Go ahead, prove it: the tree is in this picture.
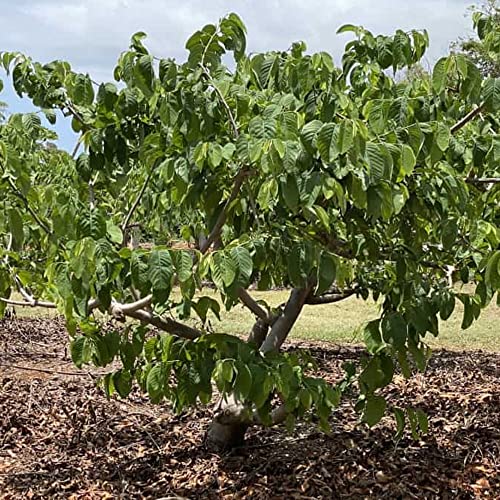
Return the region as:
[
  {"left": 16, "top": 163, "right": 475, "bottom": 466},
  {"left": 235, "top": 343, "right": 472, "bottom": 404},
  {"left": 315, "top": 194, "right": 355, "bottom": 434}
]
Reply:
[
  {"left": 453, "top": 0, "right": 500, "bottom": 77},
  {"left": 0, "top": 13, "right": 499, "bottom": 448}
]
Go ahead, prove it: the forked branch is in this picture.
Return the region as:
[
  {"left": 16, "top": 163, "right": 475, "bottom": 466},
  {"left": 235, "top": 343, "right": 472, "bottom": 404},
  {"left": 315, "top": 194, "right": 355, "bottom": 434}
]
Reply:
[
  {"left": 7, "top": 179, "right": 52, "bottom": 235},
  {"left": 305, "top": 288, "right": 358, "bottom": 305},
  {"left": 200, "top": 169, "right": 249, "bottom": 254},
  {"left": 237, "top": 288, "right": 270, "bottom": 323},
  {"left": 450, "top": 104, "right": 484, "bottom": 134},
  {"left": 260, "top": 285, "right": 314, "bottom": 353},
  {"left": 121, "top": 170, "right": 154, "bottom": 238},
  {"left": 200, "top": 64, "right": 239, "bottom": 138}
]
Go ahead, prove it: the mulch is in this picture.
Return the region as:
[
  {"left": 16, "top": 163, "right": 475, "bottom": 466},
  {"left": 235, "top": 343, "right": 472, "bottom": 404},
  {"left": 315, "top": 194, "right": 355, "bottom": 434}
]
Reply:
[{"left": 0, "top": 317, "right": 499, "bottom": 499}]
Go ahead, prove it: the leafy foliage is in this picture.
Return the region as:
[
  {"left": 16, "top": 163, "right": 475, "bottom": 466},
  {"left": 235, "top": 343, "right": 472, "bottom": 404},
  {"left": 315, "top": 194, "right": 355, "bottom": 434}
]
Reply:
[
  {"left": 453, "top": 0, "right": 500, "bottom": 77},
  {"left": 0, "top": 11, "right": 498, "bottom": 438}
]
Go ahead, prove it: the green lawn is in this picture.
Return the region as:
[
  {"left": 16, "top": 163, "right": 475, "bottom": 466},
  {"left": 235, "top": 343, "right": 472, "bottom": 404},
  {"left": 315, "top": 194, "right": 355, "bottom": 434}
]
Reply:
[
  {"left": 210, "top": 290, "right": 500, "bottom": 352},
  {"left": 10, "top": 289, "right": 500, "bottom": 351}
]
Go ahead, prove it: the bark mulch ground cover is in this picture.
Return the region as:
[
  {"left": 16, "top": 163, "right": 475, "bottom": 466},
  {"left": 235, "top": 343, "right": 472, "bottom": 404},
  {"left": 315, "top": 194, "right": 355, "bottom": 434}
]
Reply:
[{"left": 0, "top": 317, "right": 498, "bottom": 499}]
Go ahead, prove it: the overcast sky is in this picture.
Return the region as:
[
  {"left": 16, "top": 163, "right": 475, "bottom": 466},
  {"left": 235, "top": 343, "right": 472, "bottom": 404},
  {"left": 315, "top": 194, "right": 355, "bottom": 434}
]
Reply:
[{"left": 0, "top": 0, "right": 476, "bottom": 150}]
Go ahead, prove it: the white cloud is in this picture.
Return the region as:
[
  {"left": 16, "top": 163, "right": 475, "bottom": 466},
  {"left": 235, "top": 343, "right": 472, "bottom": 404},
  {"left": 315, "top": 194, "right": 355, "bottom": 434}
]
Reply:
[
  {"left": 2, "top": 0, "right": 475, "bottom": 77},
  {"left": 0, "top": 0, "right": 476, "bottom": 148}
]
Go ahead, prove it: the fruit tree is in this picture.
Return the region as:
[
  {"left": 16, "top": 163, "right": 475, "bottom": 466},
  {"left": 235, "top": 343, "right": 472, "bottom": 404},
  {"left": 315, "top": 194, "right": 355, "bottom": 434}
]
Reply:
[{"left": 0, "top": 13, "right": 499, "bottom": 448}]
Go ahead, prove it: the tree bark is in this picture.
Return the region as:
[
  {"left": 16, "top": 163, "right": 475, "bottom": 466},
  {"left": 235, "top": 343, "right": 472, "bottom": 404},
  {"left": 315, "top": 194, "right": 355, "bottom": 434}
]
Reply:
[
  {"left": 206, "top": 286, "right": 312, "bottom": 449},
  {"left": 205, "top": 394, "right": 250, "bottom": 449}
]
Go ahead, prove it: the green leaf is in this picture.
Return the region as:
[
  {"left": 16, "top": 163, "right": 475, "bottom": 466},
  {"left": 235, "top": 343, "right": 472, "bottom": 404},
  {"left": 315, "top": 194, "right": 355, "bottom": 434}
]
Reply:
[
  {"left": 435, "top": 123, "right": 450, "bottom": 151},
  {"left": 336, "top": 119, "right": 354, "bottom": 155},
  {"left": 134, "top": 55, "right": 154, "bottom": 96},
  {"left": 113, "top": 370, "right": 133, "bottom": 398},
  {"left": 461, "top": 296, "right": 474, "bottom": 329},
  {"left": 300, "top": 120, "right": 322, "bottom": 154},
  {"left": 393, "top": 407, "right": 405, "bottom": 440},
  {"left": 211, "top": 252, "right": 237, "bottom": 288},
  {"left": 363, "top": 395, "right": 387, "bottom": 426},
  {"left": 317, "top": 123, "right": 339, "bottom": 163},
  {"left": 363, "top": 320, "right": 384, "bottom": 354},
  {"left": 194, "top": 296, "right": 221, "bottom": 322},
  {"left": 485, "top": 251, "right": 500, "bottom": 290},
  {"left": 257, "top": 178, "right": 278, "bottom": 210},
  {"left": 42, "top": 108, "right": 57, "bottom": 125},
  {"left": 22, "top": 113, "right": 41, "bottom": 132},
  {"left": 70, "top": 336, "right": 93, "bottom": 368},
  {"left": 439, "top": 292, "right": 455, "bottom": 320},
  {"left": 382, "top": 313, "right": 407, "bottom": 349},
  {"left": 316, "top": 252, "right": 336, "bottom": 295},
  {"left": 9, "top": 209, "right": 24, "bottom": 250},
  {"left": 208, "top": 143, "right": 223, "bottom": 168},
  {"left": 148, "top": 250, "right": 173, "bottom": 299},
  {"left": 130, "top": 31, "right": 149, "bottom": 53},
  {"left": 400, "top": 144, "right": 416, "bottom": 178},
  {"left": 146, "top": 364, "right": 165, "bottom": 402},
  {"left": 248, "top": 116, "right": 276, "bottom": 139},
  {"left": 441, "top": 220, "right": 458, "bottom": 249},
  {"left": 106, "top": 221, "right": 123, "bottom": 244},
  {"left": 312, "top": 205, "right": 330, "bottom": 230},
  {"left": 73, "top": 74, "right": 94, "bottom": 106},
  {"left": 281, "top": 174, "right": 300, "bottom": 210},
  {"left": 235, "top": 363, "right": 253, "bottom": 400},
  {"left": 173, "top": 250, "right": 192, "bottom": 283},
  {"left": 432, "top": 57, "right": 448, "bottom": 93},
  {"left": 287, "top": 245, "right": 306, "bottom": 287},
  {"left": 221, "top": 360, "right": 234, "bottom": 382},
  {"left": 231, "top": 246, "right": 253, "bottom": 284},
  {"left": 416, "top": 409, "right": 428, "bottom": 434},
  {"left": 366, "top": 143, "right": 387, "bottom": 185},
  {"left": 406, "top": 408, "right": 420, "bottom": 439},
  {"left": 336, "top": 24, "right": 363, "bottom": 35},
  {"left": 482, "top": 78, "right": 500, "bottom": 113}
]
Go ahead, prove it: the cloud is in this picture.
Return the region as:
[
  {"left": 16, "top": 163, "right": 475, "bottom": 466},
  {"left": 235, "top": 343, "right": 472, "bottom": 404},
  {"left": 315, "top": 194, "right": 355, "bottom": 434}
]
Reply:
[
  {"left": 0, "top": 0, "right": 476, "bottom": 149},
  {"left": 2, "top": 0, "right": 474, "bottom": 78}
]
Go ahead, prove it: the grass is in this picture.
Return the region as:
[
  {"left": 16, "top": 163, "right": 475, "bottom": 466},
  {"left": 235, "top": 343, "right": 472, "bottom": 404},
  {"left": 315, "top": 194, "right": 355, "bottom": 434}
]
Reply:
[
  {"left": 210, "top": 290, "right": 500, "bottom": 352},
  {"left": 9, "top": 289, "right": 500, "bottom": 352}
]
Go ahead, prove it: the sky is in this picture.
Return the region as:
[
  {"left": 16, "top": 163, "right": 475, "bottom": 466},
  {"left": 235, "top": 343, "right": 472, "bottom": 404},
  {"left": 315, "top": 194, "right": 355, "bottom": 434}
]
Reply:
[{"left": 0, "top": 0, "right": 476, "bottom": 151}]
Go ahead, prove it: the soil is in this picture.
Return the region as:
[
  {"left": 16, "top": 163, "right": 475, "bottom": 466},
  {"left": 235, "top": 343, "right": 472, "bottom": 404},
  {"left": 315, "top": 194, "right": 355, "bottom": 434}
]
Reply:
[{"left": 0, "top": 317, "right": 499, "bottom": 499}]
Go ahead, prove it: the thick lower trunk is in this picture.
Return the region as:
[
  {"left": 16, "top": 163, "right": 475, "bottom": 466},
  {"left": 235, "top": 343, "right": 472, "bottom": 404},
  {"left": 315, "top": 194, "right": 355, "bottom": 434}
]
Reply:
[
  {"left": 206, "top": 395, "right": 250, "bottom": 449},
  {"left": 206, "top": 419, "right": 248, "bottom": 449},
  {"left": 207, "top": 287, "right": 312, "bottom": 448}
]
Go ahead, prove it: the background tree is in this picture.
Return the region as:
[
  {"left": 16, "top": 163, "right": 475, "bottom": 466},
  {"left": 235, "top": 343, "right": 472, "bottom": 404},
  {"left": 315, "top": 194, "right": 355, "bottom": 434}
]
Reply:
[
  {"left": 0, "top": 13, "right": 499, "bottom": 448},
  {"left": 453, "top": 0, "right": 500, "bottom": 76}
]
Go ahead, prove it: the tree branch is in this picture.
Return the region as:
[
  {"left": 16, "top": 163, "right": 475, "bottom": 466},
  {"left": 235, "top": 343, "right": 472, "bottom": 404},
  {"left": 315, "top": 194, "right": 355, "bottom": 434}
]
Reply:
[
  {"left": 200, "top": 64, "right": 239, "bottom": 138},
  {"left": 319, "top": 234, "right": 353, "bottom": 259},
  {"left": 237, "top": 288, "right": 270, "bottom": 323},
  {"left": 466, "top": 177, "right": 500, "bottom": 184},
  {"left": 305, "top": 288, "right": 358, "bottom": 305},
  {"left": 200, "top": 169, "right": 249, "bottom": 254},
  {"left": 0, "top": 297, "right": 56, "bottom": 308},
  {"left": 450, "top": 104, "right": 484, "bottom": 134},
  {"left": 71, "top": 136, "right": 82, "bottom": 159},
  {"left": 260, "top": 285, "right": 314, "bottom": 353},
  {"left": 7, "top": 179, "right": 52, "bottom": 235},
  {"left": 247, "top": 317, "right": 269, "bottom": 348},
  {"left": 64, "top": 102, "right": 85, "bottom": 125},
  {"left": 116, "top": 294, "right": 152, "bottom": 313},
  {"left": 123, "top": 308, "right": 202, "bottom": 340},
  {"left": 121, "top": 171, "right": 154, "bottom": 238}
]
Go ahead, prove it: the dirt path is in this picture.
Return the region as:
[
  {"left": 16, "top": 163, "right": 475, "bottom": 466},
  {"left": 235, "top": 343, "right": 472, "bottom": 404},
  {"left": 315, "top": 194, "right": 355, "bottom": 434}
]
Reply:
[{"left": 0, "top": 318, "right": 499, "bottom": 498}]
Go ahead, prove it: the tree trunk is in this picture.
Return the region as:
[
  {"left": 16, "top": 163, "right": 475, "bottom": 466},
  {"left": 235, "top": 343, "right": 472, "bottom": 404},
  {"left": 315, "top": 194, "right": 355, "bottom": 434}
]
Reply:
[
  {"left": 206, "top": 286, "right": 312, "bottom": 449},
  {"left": 206, "top": 419, "right": 248, "bottom": 449},
  {"left": 206, "top": 395, "right": 249, "bottom": 449}
]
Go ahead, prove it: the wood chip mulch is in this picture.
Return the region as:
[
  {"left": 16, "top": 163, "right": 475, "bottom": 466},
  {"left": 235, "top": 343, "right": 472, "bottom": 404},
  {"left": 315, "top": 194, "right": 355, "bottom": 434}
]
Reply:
[{"left": 0, "top": 317, "right": 499, "bottom": 499}]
